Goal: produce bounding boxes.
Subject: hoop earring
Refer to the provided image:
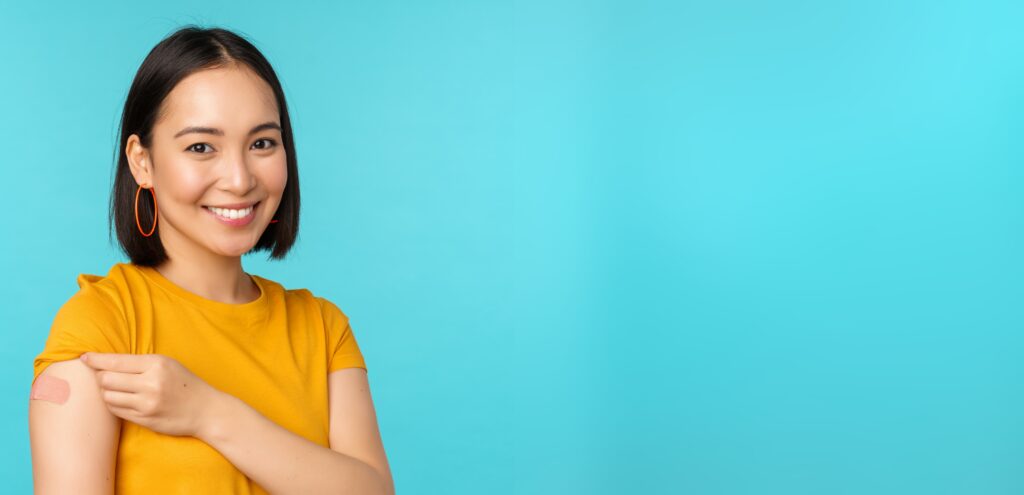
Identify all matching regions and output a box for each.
[135,184,158,237]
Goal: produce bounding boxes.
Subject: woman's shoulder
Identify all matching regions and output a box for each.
[257,276,352,327]
[36,263,135,381]
[46,263,141,341]
[60,262,138,314]
[252,274,339,311]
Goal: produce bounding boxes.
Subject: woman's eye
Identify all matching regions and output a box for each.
[186,140,276,154]
[253,138,278,150]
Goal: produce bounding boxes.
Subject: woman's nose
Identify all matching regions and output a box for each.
[220,153,257,194]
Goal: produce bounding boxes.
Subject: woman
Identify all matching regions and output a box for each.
[28,26,394,495]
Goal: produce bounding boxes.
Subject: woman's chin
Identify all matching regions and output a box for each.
[210,241,257,257]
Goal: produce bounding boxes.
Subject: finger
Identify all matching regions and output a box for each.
[106,404,140,422]
[81,353,151,373]
[95,370,147,393]
[101,389,141,410]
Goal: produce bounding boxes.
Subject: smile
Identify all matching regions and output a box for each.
[205,204,254,219]
[202,201,260,226]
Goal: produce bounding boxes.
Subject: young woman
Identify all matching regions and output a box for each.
[28,26,394,495]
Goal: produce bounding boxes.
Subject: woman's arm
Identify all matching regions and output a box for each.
[326,368,394,495]
[29,359,121,495]
[196,369,393,495]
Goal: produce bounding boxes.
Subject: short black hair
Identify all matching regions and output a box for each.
[110,25,300,266]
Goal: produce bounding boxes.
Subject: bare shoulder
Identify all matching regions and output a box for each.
[29,359,121,494]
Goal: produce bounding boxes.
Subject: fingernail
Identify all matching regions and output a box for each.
[80,353,89,362]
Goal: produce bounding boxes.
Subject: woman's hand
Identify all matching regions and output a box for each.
[80,352,224,438]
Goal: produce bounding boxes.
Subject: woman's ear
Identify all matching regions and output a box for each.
[125,134,153,187]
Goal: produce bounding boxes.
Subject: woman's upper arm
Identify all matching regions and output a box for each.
[29,359,121,495]
[328,368,394,495]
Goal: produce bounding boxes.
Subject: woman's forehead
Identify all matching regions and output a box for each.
[158,66,278,132]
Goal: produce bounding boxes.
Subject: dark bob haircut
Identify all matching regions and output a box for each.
[110,25,299,267]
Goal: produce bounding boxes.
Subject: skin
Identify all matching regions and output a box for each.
[29,62,394,494]
[30,360,120,494]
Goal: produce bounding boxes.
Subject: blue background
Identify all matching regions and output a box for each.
[3,1,1023,493]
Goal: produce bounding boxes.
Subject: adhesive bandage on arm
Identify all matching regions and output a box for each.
[30,374,71,405]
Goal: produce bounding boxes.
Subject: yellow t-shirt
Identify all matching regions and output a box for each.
[32,262,367,494]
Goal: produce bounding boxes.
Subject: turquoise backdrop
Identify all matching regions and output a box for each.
[2,1,1022,493]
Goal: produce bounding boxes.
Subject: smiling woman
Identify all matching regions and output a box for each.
[29,25,393,495]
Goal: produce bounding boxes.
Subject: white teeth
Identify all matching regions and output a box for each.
[207,205,254,219]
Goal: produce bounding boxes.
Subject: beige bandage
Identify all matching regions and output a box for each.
[31,374,70,405]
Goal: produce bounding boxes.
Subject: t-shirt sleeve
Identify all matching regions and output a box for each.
[33,282,130,386]
[317,296,367,373]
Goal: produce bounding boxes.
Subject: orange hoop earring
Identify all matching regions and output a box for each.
[135,185,158,237]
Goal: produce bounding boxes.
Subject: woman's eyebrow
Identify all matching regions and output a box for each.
[174,121,281,139]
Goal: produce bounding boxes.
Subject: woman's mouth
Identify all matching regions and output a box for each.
[202,201,259,227]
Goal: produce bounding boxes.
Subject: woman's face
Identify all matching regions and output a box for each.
[126,63,287,261]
